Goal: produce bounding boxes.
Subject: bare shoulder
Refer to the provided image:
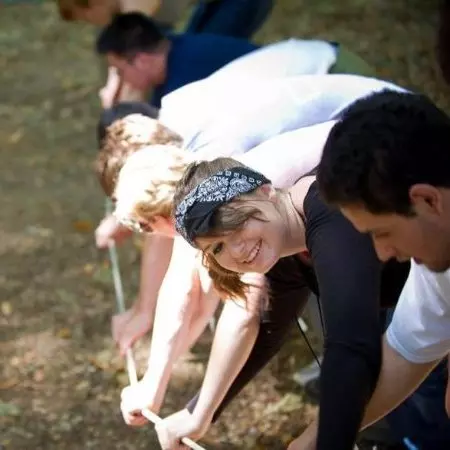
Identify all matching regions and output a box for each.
[289,175,316,215]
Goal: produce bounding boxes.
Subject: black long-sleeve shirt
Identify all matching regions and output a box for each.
[302,182,410,450]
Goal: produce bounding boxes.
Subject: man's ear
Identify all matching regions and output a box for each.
[410,184,443,217]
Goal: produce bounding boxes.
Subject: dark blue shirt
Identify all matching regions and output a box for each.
[151,33,258,108]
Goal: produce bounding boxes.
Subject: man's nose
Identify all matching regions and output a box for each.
[373,239,396,262]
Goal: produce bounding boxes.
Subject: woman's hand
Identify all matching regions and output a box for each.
[120,380,160,427]
[155,408,211,450]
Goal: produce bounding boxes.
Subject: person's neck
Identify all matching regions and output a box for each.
[277,189,308,258]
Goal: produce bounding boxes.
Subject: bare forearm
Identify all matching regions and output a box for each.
[361,337,438,429]
[172,292,221,360]
[142,243,200,410]
[192,298,260,423]
[136,234,173,315]
[289,338,439,450]
[142,288,197,410]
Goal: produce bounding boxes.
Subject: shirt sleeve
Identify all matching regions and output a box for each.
[386,261,450,363]
[304,182,383,450]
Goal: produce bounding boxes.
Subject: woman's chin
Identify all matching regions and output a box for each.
[253,248,279,274]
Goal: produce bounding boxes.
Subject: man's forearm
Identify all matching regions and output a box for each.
[288,337,440,450]
[361,337,439,429]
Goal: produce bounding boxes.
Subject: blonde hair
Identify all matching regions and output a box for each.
[114,144,190,227]
[95,114,183,197]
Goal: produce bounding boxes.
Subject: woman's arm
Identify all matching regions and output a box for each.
[112,234,174,354]
[139,238,204,412]
[191,273,265,424]
[302,181,386,450]
[153,273,266,448]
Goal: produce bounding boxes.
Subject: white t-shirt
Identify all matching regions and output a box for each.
[162,39,337,111]
[160,74,406,157]
[237,121,337,188]
[202,39,337,83]
[387,261,450,363]
[159,39,337,136]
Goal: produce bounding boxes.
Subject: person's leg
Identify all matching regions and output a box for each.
[186,256,310,420]
[185,0,274,38]
[292,294,323,391]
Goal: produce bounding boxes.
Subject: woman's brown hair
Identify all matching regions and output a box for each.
[173,157,269,300]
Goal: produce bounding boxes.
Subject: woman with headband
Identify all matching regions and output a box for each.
[171,156,412,450]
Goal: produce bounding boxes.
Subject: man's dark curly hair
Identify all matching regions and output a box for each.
[317,89,450,215]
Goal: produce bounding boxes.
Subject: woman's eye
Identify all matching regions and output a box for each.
[212,243,223,255]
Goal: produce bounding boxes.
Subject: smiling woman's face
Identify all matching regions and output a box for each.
[196,199,286,274]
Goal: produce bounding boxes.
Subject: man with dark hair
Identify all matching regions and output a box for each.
[96,12,258,107]
[315,90,450,448]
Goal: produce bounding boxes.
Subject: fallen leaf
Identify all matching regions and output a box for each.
[88,349,114,371]
[115,372,129,387]
[75,381,90,391]
[33,370,44,383]
[72,220,94,233]
[0,401,21,417]
[56,328,71,339]
[0,378,19,390]
[83,263,95,275]
[262,393,304,417]
[9,129,23,144]
[10,357,20,367]
[1,302,12,316]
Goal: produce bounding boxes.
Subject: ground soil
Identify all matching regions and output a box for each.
[1,0,449,449]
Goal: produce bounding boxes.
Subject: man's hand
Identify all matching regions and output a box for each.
[99,67,122,109]
[155,409,211,450]
[120,380,158,427]
[95,214,132,249]
[112,306,153,355]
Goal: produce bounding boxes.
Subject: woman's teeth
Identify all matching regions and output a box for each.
[244,241,261,264]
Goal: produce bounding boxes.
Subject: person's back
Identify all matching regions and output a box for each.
[150,32,258,107]
[160,73,407,155]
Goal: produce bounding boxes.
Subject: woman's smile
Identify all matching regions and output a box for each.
[242,239,262,265]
